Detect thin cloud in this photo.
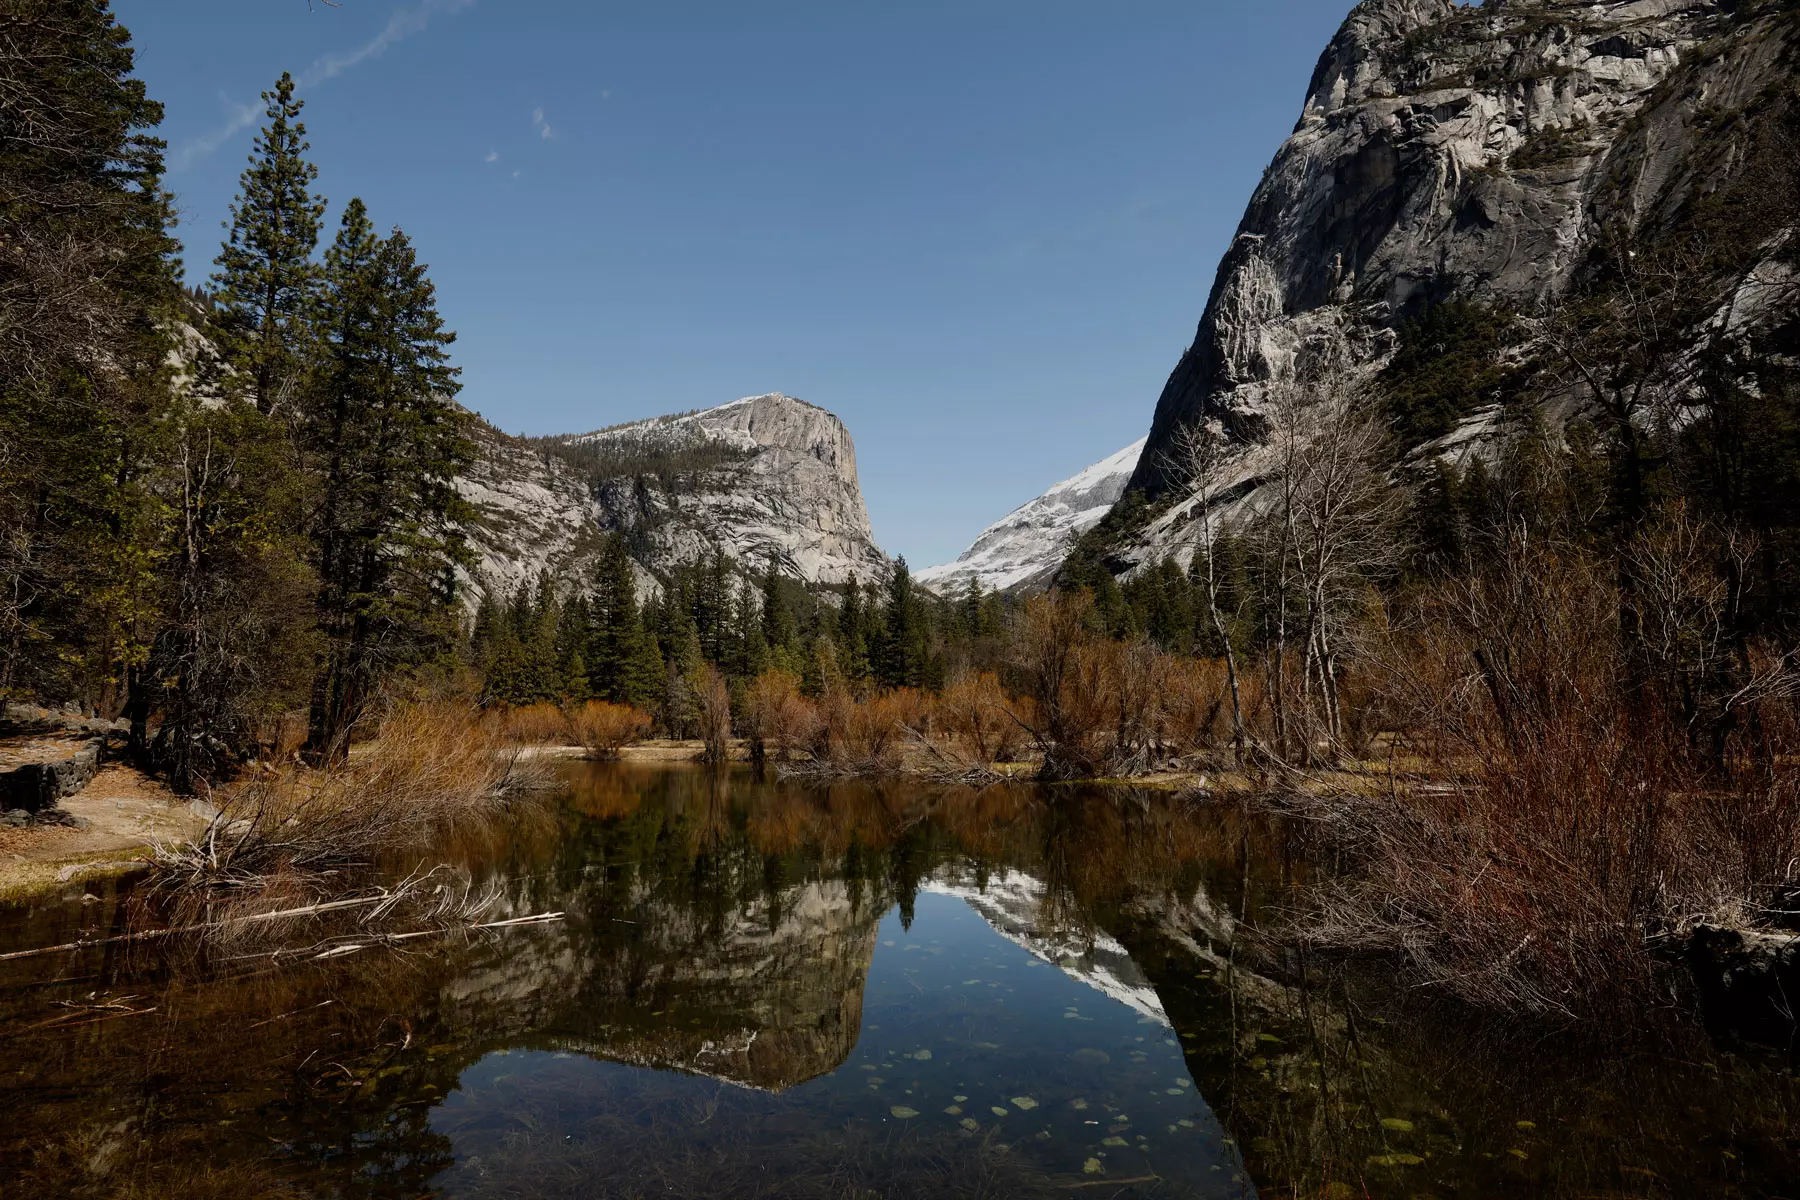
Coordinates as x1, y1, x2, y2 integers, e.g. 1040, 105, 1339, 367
485, 149, 499, 163
173, 0, 478, 171
533, 107, 553, 139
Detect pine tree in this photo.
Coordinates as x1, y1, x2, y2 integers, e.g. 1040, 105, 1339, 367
589, 535, 659, 706
555, 593, 591, 700
878, 558, 926, 689
212, 72, 326, 416
839, 573, 871, 684
961, 578, 985, 641
0, 0, 178, 710
302, 202, 474, 761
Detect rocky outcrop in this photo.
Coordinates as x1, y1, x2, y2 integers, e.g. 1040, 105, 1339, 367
1116, 0, 1797, 565
0, 740, 98, 814
459, 393, 890, 603
917, 439, 1146, 596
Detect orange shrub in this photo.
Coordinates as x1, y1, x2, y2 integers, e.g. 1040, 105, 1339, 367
569, 701, 651, 759
497, 702, 572, 745
744, 668, 821, 762
936, 672, 1019, 763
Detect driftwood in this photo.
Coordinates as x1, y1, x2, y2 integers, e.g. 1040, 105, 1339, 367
0, 891, 564, 964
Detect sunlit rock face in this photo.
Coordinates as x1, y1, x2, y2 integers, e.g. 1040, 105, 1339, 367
458, 392, 890, 604
1120, 0, 1793, 567
434, 877, 883, 1092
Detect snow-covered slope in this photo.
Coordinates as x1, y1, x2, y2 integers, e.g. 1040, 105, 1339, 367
917, 438, 1146, 595
459, 392, 890, 603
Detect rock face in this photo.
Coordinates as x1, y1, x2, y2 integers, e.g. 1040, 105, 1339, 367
917, 438, 1146, 595
458, 393, 890, 601
1118, 0, 1795, 564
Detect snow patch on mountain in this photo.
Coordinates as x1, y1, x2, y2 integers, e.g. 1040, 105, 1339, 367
917, 438, 1146, 595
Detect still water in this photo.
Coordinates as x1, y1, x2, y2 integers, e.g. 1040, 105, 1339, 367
0, 764, 1795, 1199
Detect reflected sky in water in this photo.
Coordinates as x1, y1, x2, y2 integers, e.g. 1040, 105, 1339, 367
0, 763, 1794, 1199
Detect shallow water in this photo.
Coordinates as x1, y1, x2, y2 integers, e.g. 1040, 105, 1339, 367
0, 764, 1794, 1198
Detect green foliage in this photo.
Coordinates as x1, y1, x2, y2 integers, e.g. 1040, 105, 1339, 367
1378, 301, 1518, 444
1508, 122, 1590, 171
0, 0, 178, 709
302, 200, 476, 760
211, 72, 326, 415
523, 420, 755, 495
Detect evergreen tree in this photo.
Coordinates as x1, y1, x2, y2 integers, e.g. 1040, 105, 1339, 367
302, 203, 474, 761
589, 535, 659, 706
555, 593, 591, 701
760, 568, 802, 672
212, 73, 326, 415
961, 578, 986, 641
839, 573, 872, 685
0, 0, 178, 710
523, 573, 561, 700
877, 558, 926, 689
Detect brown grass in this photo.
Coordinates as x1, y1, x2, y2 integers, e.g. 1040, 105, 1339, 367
568, 700, 651, 759
152, 700, 548, 890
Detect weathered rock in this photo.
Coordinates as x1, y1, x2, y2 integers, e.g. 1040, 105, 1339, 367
0, 738, 101, 814
1116, 0, 1796, 567
458, 393, 890, 603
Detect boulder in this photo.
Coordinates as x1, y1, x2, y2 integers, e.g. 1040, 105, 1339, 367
1687, 924, 1800, 1048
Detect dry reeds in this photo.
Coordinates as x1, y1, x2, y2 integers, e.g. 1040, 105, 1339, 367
568, 700, 651, 759
153, 700, 548, 890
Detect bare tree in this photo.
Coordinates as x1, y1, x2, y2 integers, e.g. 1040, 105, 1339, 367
1166, 420, 1249, 765
1253, 324, 1410, 763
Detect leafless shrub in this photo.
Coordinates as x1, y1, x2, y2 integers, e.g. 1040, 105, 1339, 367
743, 669, 819, 763
935, 672, 1022, 763
491, 702, 572, 745
568, 700, 650, 759
693, 665, 733, 765
1311, 533, 1800, 1028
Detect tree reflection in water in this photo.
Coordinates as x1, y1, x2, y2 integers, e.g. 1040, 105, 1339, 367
0, 763, 1793, 1198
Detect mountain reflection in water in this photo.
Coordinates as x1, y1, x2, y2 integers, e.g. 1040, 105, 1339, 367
0, 763, 1795, 1199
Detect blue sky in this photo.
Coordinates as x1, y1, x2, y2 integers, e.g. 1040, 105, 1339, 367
119, 0, 1357, 568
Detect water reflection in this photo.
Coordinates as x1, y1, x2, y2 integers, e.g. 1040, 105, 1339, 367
0, 764, 1794, 1199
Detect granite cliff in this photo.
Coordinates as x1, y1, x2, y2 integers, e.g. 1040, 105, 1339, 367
1111, 0, 1800, 568
458, 392, 890, 603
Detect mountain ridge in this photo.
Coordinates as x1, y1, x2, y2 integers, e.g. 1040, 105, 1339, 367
917, 439, 1147, 596
458, 392, 890, 603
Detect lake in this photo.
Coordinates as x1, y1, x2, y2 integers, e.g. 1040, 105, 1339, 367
1, 763, 1795, 1198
